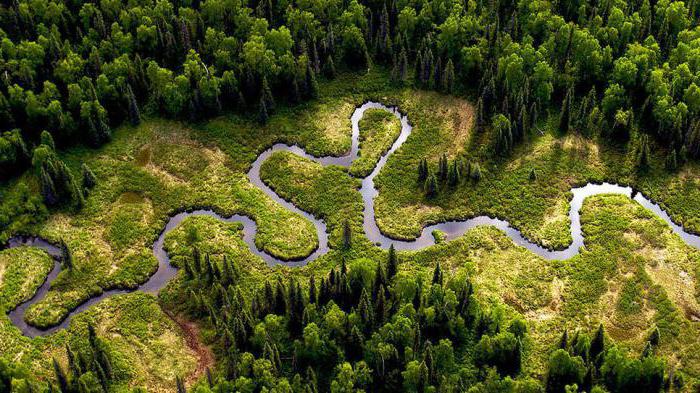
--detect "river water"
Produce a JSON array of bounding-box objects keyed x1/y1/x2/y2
[{"x1": 5, "y1": 102, "x2": 700, "y2": 337}]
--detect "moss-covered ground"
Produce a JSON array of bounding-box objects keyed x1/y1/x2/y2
[{"x1": 1, "y1": 69, "x2": 700, "y2": 388}]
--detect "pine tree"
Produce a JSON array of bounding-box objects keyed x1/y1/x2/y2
[
  {"x1": 418, "y1": 158, "x2": 428, "y2": 183},
  {"x1": 305, "y1": 63, "x2": 319, "y2": 99},
  {"x1": 448, "y1": 160, "x2": 460, "y2": 187},
  {"x1": 424, "y1": 173, "x2": 438, "y2": 198},
  {"x1": 438, "y1": 154, "x2": 448, "y2": 182},
  {"x1": 342, "y1": 219, "x2": 352, "y2": 248},
  {"x1": 41, "y1": 130, "x2": 55, "y2": 150},
  {"x1": 261, "y1": 77, "x2": 275, "y2": 113},
  {"x1": 126, "y1": 83, "x2": 141, "y2": 125},
  {"x1": 638, "y1": 135, "x2": 651, "y2": 170},
  {"x1": 443, "y1": 59, "x2": 455, "y2": 93},
  {"x1": 323, "y1": 55, "x2": 336, "y2": 79},
  {"x1": 60, "y1": 239, "x2": 73, "y2": 270},
  {"x1": 258, "y1": 96, "x2": 269, "y2": 125},
  {"x1": 375, "y1": 286, "x2": 387, "y2": 326},
  {"x1": 40, "y1": 166, "x2": 58, "y2": 206},
  {"x1": 649, "y1": 326, "x2": 661, "y2": 346},
  {"x1": 590, "y1": 324, "x2": 605, "y2": 359},
  {"x1": 666, "y1": 149, "x2": 678, "y2": 171},
  {"x1": 81, "y1": 163, "x2": 97, "y2": 191},
  {"x1": 432, "y1": 262, "x2": 443, "y2": 285},
  {"x1": 559, "y1": 329, "x2": 569, "y2": 349},
  {"x1": 558, "y1": 87, "x2": 572, "y2": 133},
  {"x1": 399, "y1": 48, "x2": 409, "y2": 83},
  {"x1": 309, "y1": 275, "x2": 316, "y2": 304},
  {"x1": 274, "y1": 279, "x2": 287, "y2": 315},
  {"x1": 387, "y1": 245, "x2": 397, "y2": 280}
]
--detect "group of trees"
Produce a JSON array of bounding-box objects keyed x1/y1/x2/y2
[
  {"x1": 31, "y1": 131, "x2": 95, "y2": 208},
  {"x1": 173, "y1": 246, "x2": 536, "y2": 392},
  {"x1": 418, "y1": 155, "x2": 481, "y2": 198},
  {"x1": 167, "y1": 246, "x2": 675, "y2": 393},
  {"x1": 2, "y1": 0, "x2": 699, "y2": 182},
  {"x1": 545, "y1": 325, "x2": 672, "y2": 393},
  {"x1": 52, "y1": 324, "x2": 117, "y2": 393}
]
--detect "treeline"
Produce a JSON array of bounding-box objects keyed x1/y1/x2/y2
[
  {"x1": 166, "y1": 246, "x2": 673, "y2": 393},
  {"x1": 2, "y1": 0, "x2": 700, "y2": 183}
]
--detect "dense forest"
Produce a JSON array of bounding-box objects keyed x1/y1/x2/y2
[
  {"x1": 2, "y1": 0, "x2": 700, "y2": 205},
  {"x1": 1, "y1": 247, "x2": 672, "y2": 392},
  {"x1": 1, "y1": 0, "x2": 700, "y2": 391}
]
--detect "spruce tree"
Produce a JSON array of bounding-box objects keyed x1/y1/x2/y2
[
  {"x1": 590, "y1": 324, "x2": 605, "y2": 359},
  {"x1": 424, "y1": 173, "x2": 438, "y2": 198},
  {"x1": 309, "y1": 275, "x2": 316, "y2": 304},
  {"x1": 81, "y1": 163, "x2": 97, "y2": 191},
  {"x1": 60, "y1": 239, "x2": 73, "y2": 270},
  {"x1": 438, "y1": 154, "x2": 448, "y2": 182},
  {"x1": 558, "y1": 87, "x2": 572, "y2": 133},
  {"x1": 443, "y1": 59, "x2": 455, "y2": 93},
  {"x1": 305, "y1": 63, "x2": 319, "y2": 99},
  {"x1": 448, "y1": 160, "x2": 460, "y2": 187},
  {"x1": 40, "y1": 166, "x2": 58, "y2": 206},
  {"x1": 638, "y1": 135, "x2": 651, "y2": 170},
  {"x1": 387, "y1": 245, "x2": 397, "y2": 280},
  {"x1": 258, "y1": 96, "x2": 269, "y2": 125},
  {"x1": 261, "y1": 77, "x2": 275, "y2": 113},
  {"x1": 323, "y1": 55, "x2": 336, "y2": 79},
  {"x1": 418, "y1": 158, "x2": 428, "y2": 183},
  {"x1": 432, "y1": 262, "x2": 443, "y2": 285},
  {"x1": 126, "y1": 83, "x2": 141, "y2": 125}
]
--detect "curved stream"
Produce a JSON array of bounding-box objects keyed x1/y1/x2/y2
[{"x1": 4, "y1": 102, "x2": 700, "y2": 337}]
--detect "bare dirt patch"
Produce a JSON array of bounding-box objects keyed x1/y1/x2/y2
[{"x1": 166, "y1": 311, "x2": 215, "y2": 385}]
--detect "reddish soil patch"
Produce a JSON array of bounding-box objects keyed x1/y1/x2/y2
[{"x1": 166, "y1": 311, "x2": 215, "y2": 384}]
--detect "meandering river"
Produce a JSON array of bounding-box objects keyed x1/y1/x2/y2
[{"x1": 5, "y1": 102, "x2": 700, "y2": 337}]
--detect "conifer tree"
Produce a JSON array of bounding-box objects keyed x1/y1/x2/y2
[
  {"x1": 305, "y1": 63, "x2": 319, "y2": 99},
  {"x1": 559, "y1": 329, "x2": 568, "y2": 349},
  {"x1": 558, "y1": 87, "x2": 573, "y2": 133},
  {"x1": 438, "y1": 154, "x2": 448, "y2": 182},
  {"x1": 60, "y1": 239, "x2": 73, "y2": 270},
  {"x1": 309, "y1": 275, "x2": 316, "y2": 304},
  {"x1": 261, "y1": 77, "x2": 275, "y2": 113},
  {"x1": 375, "y1": 286, "x2": 387, "y2": 326},
  {"x1": 81, "y1": 163, "x2": 97, "y2": 191},
  {"x1": 432, "y1": 262, "x2": 443, "y2": 285},
  {"x1": 323, "y1": 55, "x2": 336, "y2": 79},
  {"x1": 424, "y1": 173, "x2": 438, "y2": 198},
  {"x1": 418, "y1": 158, "x2": 428, "y2": 183},
  {"x1": 387, "y1": 245, "x2": 397, "y2": 280},
  {"x1": 443, "y1": 59, "x2": 455, "y2": 93},
  {"x1": 448, "y1": 160, "x2": 460, "y2": 187},
  {"x1": 638, "y1": 134, "x2": 651, "y2": 170},
  {"x1": 126, "y1": 83, "x2": 140, "y2": 125},
  {"x1": 258, "y1": 96, "x2": 269, "y2": 125},
  {"x1": 590, "y1": 324, "x2": 605, "y2": 359}
]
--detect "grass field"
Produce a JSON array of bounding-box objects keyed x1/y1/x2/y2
[{"x1": 1, "y1": 69, "x2": 700, "y2": 389}]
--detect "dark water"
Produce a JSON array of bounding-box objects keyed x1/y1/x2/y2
[{"x1": 5, "y1": 102, "x2": 700, "y2": 337}]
